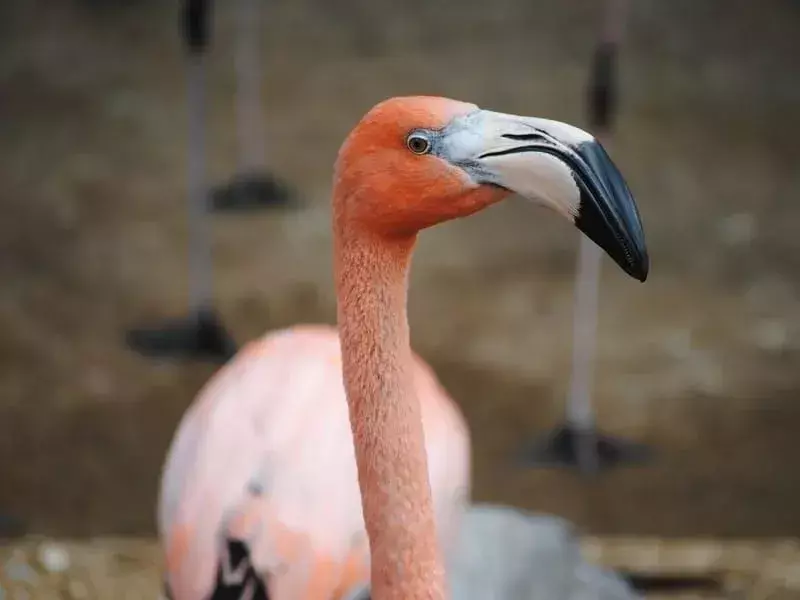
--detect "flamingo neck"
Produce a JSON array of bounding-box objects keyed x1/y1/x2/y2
[{"x1": 334, "y1": 225, "x2": 447, "y2": 600}]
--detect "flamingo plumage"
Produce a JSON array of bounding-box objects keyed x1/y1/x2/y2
[{"x1": 159, "y1": 96, "x2": 647, "y2": 600}]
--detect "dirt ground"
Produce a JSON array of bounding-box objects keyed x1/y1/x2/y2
[
  {"x1": 1, "y1": 0, "x2": 800, "y2": 556},
  {"x1": 4, "y1": 536, "x2": 800, "y2": 600}
]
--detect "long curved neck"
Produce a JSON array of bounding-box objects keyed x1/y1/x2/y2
[{"x1": 334, "y1": 222, "x2": 447, "y2": 600}]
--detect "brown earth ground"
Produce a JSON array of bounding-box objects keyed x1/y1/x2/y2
[
  {"x1": 1, "y1": 0, "x2": 800, "y2": 592},
  {"x1": 3, "y1": 536, "x2": 800, "y2": 599}
]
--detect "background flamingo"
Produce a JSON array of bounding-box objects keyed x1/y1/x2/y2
[{"x1": 159, "y1": 95, "x2": 647, "y2": 599}]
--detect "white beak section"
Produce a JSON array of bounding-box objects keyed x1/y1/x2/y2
[
  {"x1": 482, "y1": 150, "x2": 581, "y2": 220},
  {"x1": 440, "y1": 110, "x2": 594, "y2": 221}
]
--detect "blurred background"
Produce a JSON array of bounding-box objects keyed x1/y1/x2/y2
[{"x1": 1, "y1": 0, "x2": 799, "y2": 597}]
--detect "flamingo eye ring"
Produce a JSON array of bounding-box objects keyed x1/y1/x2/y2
[{"x1": 406, "y1": 132, "x2": 432, "y2": 155}]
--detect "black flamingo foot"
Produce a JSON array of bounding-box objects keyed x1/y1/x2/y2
[
  {"x1": 125, "y1": 307, "x2": 237, "y2": 363},
  {"x1": 517, "y1": 422, "x2": 653, "y2": 475},
  {"x1": 211, "y1": 171, "x2": 296, "y2": 213}
]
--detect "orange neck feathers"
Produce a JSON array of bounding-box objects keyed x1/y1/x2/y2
[{"x1": 333, "y1": 220, "x2": 446, "y2": 600}]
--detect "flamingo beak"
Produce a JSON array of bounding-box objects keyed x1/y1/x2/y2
[{"x1": 441, "y1": 110, "x2": 649, "y2": 282}]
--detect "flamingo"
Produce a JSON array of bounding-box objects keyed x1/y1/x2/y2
[{"x1": 159, "y1": 96, "x2": 647, "y2": 600}]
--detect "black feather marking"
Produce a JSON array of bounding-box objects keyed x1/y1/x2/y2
[{"x1": 207, "y1": 538, "x2": 271, "y2": 600}]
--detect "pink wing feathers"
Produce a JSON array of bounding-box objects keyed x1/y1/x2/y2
[{"x1": 158, "y1": 325, "x2": 470, "y2": 600}]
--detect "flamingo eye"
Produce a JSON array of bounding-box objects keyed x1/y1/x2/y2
[{"x1": 406, "y1": 133, "x2": 431, "y2": 155}]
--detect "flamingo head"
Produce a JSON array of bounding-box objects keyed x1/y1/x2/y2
[{"x1": 334, "y1": 96, "x2": 648, "y2": 281}]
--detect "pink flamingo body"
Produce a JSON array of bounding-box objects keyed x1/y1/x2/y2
[{"x1": 159, "y1": 325, "x2": 469, "y2": 599}]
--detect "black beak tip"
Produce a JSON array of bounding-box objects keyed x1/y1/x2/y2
[
  {"x1": 573, "y1": 201, "x2": 649, "y2": 283},
  {"x1": 629, "y1": 252, "x2": 649, "y2": 282},
  {"x1": 629, "y1": 227, "x2": 650, "y2": 282},
  {"x1": 611, "y1": 244, "x2": 648, "y2": 282},
  {"x1": 617, "y1": 234, "x2": 648, "y2": 282},
  {"x1": 571, "y1": 140, "x2": 649, "y2": 283}
]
